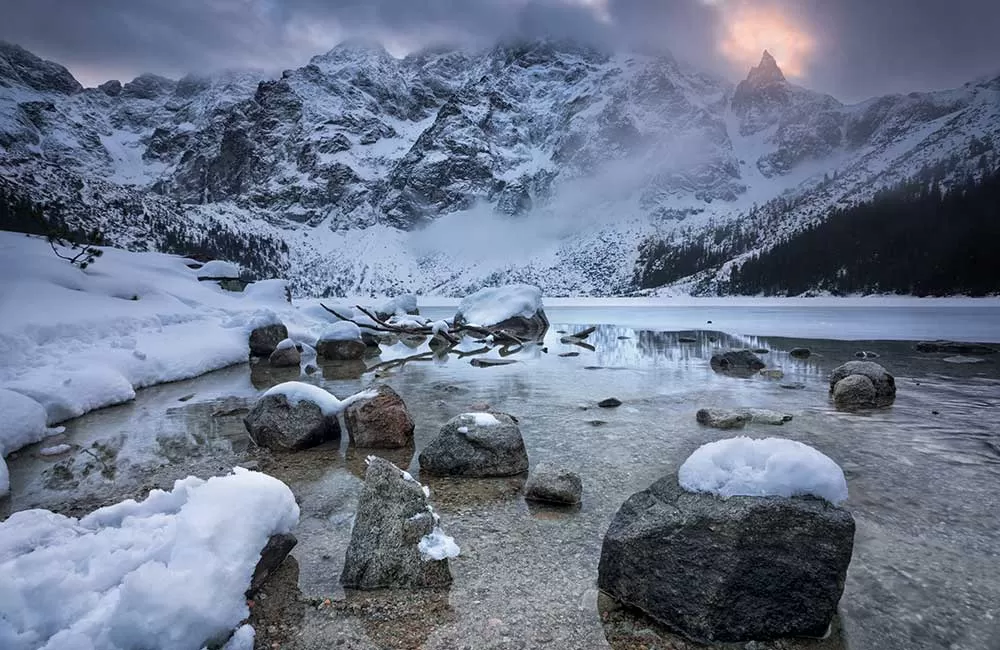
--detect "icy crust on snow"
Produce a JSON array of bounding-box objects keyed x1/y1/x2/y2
[
  {"x1": 678, "y1": 437, "x2": 849, "y2": 505},
  {"x1": 318, "y1": 321, "x2": 362, "y2": 342},
  {"x1": 0, "y1": 469, "x2": 299, "y2": 650},
  {"x1": 262, "y1": 381, "x2": 378, "y2": 416},
  {"x1": 196, "y1": 260, "x2": 241, "y2": 278},
  {"x1": 455, "y1": 285, "x2": 544, "y2": 327}
]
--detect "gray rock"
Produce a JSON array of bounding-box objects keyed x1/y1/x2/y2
[
  {"x1": 789, "y1": 347, "x2": 812, "y2": 359},
  {"x1": 745, "y1": 408, "x2": 794, "y2": 425},
  {"x1": 249, "y1": 323, "x2": 289, "y2": 357},
  {"x1": 678, "y1": 336, "x2": 698, "y2": 343},
  {"x1": 316, "y1": 338, "x2": 366, "y2": 361},
  {"x1": 710, "y1": 350, "x2": 766, "y2": 377},
  {"x1": 525, "y1": 465, "x2": 582, "y2": 504},
  {"x1": 343, "y1": 384, "x2": 415, "y2": 448},
  {"x1": 829, "y1": 361, "x2": 895, "y2": 406},
  {"x1": 598, "y1": 397, "x2": 623, "y2": 408},
  {"x1": 268, "y1": 343, "x2": 301, "y2": 368},
  {"x1": 916, "y1": 340, "x2": 996, "y2": 354},
  {"x1": 832, "y1": 375, "x2": 877, "y2": 410},
  {"x1": 418, "y1": 412, "x2": 528, "y2": 477},
  {"x1": 759, "y1": 369, "x2": 785, "y2": 379},
  {"x1": 780, "y1": 382, "x2": 806, "y2": 390},
  {"x1": 340, "y1": 457, "x2": 453, "y2": 589},
  {"x1": 696, "y1": 408, "x2": 749, "y2": 430},
  {"x1": 598, "y1": 477, "x2": 855, "y2": 643},
  {"x1": 247, "y1": 533, "x2": 297, "y2": 597},
  {"x1": 244, "y1": 392, "x2": 340, "y2": 450}
]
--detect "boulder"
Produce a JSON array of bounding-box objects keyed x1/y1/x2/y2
[
  {"x1": 598, "y1": 477, "x2": 855, "y2": 643},
  {"x1": 343, "y1": 385, "x2": 415, "y2": 448},
  {"x1": 340, "y1": 457, "x2": 455, "y2": 589},
  {"x1": 268, "y1": 340, "x2": 301, "y2": 368},
  {"x1": 789, "y1": 347, "x2": 811, "y2": 359},
  {"x1": 696, "y1": 408, "x2": 749, "y2": 430},
  {"x1": 916, "y1": 340, "x2": 996, "y2": 354},
  {"x1": 524, "y1": 465, "x2": 582, "y2": 505},
  {"x1": 828, "y1": 361, "x2": 895, "y2": 406},
  {"x1": 418, "y1": 412, "x2": 529, "y2": 477},
  {"x1": 598, "y1": 397, "x2": 622, "y2": 408},
  {"x1": 453, "y1": 285, "x2": 549, "y2": 339},
  {"x1": 316, "y1": 338, "x2": 366, "y2": 361},
  {"x1": 249, "y1": 323, "x2": 289, "y2": 357},
  {"x1": 710, "y1": 350, "x2": 766, "y2": 377},
  {"x1": 744, "y1": 408, "x2": 794, "y2": 425},
  {"x1": 832, "y1": 375, "x2": 877, "y2": 410},
  {"x1": 244, "y1": 392, "x2": 340, "y2": 450}
]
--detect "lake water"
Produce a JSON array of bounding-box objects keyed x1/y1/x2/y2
[{"x1": 3, "y1": 305, "x2": 1000, "y2": 649}]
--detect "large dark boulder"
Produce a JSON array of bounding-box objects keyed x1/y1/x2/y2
[
  {"x1": 710, "y1": 350, "x2": 766, "y2": 377},
  {"x1": 598, "y1": 478, "x2": 855, "y2": 643},
  {"x1": 418, "y1": 412, "x2": 529, "y2": 477},
  {"x1": 340, "y1": 457, "x2": 455, "y2": 589},
  {"x1": 828, "y1": 361, "x2": 895, "y2": 407},
  {"x1": 832, "y1": 374, "x2": 877, "y2": 410},
  {"x1": 249, "y1": 323, "x2": 289, "y2": 357},
  {"x1": 316, "y1": 339, "x2": 366, "y2": 361},
  {"x1": 244, "y1": 392, "x2": 340, "y2": 450},
  {"x1": 343, "y1": 384, "x2": 415, "y2": 448}
]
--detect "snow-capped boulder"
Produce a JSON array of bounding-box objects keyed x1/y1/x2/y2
[
  {"x1": 453, "y1": 285, "x2": 549, "y2": 339},
  {"x1": 709, "y1": 350, "x2": 766, "y2": 377},
  {"x1": 0, "y1": 469, "x2": 299, "y2": 650},
  {"x1": 343, "y1": 385, "x2": 415, "y2": 449},
  {"x1": 316, "y1": 322, "x2": 366, "y2": 361},
  {"x1": 599, "y1": 438, "x2": 854, "y2": 643},
  {"x1": 244, "y1": 382, "x2": 348, "y2": 450},
  {"x1": 340, "y1": 457, "x2": 456, "y2": 589},
  {"x1": 375, "y1": 294, "x2": 419, "y2": 321},
  {"x1": 267, "y1": 339, "x2": 301, "y2": 368},
  {"x1": 832, "y1": 374, "x2": 877, "y2": 410},
  {"x1": 696, "y1": 408, "x2": 749, "y2": 430},
  {"x1": 524, "y1": 464, "x2": 582, "y2": 505},
  {"x1": 419, "y1": 412, "x2": 529, "y2": 477},
  {"x1": 829, "y1": 361, "x2": 896, "y2": 407}
]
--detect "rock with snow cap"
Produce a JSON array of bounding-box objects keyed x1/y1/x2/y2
[
  {"x1": 419, "y1": 412, "x2": 529, "y2": 477},
  {"x1": 343, "y1": 384, "x2": 415, "y2": 448}
]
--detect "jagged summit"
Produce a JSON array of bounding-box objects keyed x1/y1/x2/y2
[
  {"x1": 0, "y1": 41, "x2": 81, "y2": 94},
  {"x1": 745, "y1": 50, "x2": 786, "y2": 86}
]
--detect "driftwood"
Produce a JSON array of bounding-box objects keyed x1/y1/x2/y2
[{"x1": 320, "y1": 303, "x2": 526, "y2": 345}]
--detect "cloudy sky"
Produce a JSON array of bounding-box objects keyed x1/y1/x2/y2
[{"x1": 2, "y1": 0, "x2": 998, "y2": 101}]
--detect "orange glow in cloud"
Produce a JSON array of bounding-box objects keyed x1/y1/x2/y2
[{"x1": 716, "y1": 2, "x2": 816, "y2": 78}]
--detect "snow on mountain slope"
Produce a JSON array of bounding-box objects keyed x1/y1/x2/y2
[{"x1": 1, "y1": 40, "x2": 997, "y2": 297}]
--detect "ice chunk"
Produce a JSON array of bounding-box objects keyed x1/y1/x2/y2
[
  {"x1": 455, "y1": 285, "x2": 543, "y2": 327},
  {"x1": 678, "y1": 437, "x2": 848, "y2": 505},
  {"x1": 196, "y1": 260, "x2": 241, "y2": 279},
  {"x1": 318, "y1": 321, "x2": 362, "y2": 342},
  {"x1": 468, "y1": 412, "x2": 500, "y2": 427},
  {"x1": 0, "y1": 469, "x2": 298, "y2": 650},
  {"x1": 262, "y1": 381, "x2": 377, "y2": 416},
  {"x1": 418, "y1": 527, "x2": 461, "y2": 561}
]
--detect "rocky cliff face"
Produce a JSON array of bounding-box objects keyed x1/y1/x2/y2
[{"x1": 1, "y1": 41, "x2": 998, "y2": 296}]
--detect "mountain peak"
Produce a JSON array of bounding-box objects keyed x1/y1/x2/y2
[
  {"x1": 0, "y1": 41, "x2": 82, "y2": 94},
  {"x1": 745, "y1": 50, "x2": 786, "y2": 86}
]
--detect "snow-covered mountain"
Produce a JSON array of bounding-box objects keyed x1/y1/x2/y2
[{"x1": 1, "y1": 39, "x2": 998, "y2": 296}]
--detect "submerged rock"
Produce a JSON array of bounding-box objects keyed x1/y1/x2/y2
[
  {"x1": 598, "y1": 477, "x2": 855, "y2": 643},
  {"x1": 759, "y1": 369, "x2": 785, "y2": 380},
  {"x1": 916, "y1": 340, "x2": 996, "y2": 354},
  {"x1": 745, "y1": 408, "x2": 794, "y2": 425},
  {"x1": 696, "y1": 408, "x2": 749, "y2": 430},
  {"x1": 710, "y1": 350, "x2": 766, "y2": 377},
  {"x1": 829, "y1": 361, "x2": 896, "y2": 407},
  {"x1": 942, "y1": 355, "x2": 987, "y2": 364},
  {"x1": 343, "y1": 384, "x2": 414, "y2": 448},
  {"x1": 524, "y1": 465, "x2": 583, "y2": 505},
  {"x1": 832, "y1": 375, "x2": 877, "y2": 410},
  {"x1": 244, "y1": 392, "x2": 340, "y2": 450},
  {"x1": 419, "y1": 412, "x2": 528, "y2": 477},
  {"x1": 249, "y1": 323, "x2": 289, "y2": 357},
  {"x1": 341, "y1": 457, "x2": 455, "y2": 589},
  {"x1": 316, "y1": 338, "x2": 366, "y2": 361},
  {"x1": 789, "y1": 347, "x2": 812, "y2": 359},
  {"x1": 598, "y1": 397, "x2": 623, "y2": 408}
]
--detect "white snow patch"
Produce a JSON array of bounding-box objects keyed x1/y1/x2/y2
[
  {"x1": 221, "y1": 625, "x2": 255, "y2": 650},
  {"x1": 38, "y1": 444, "x2": 72, "y2": 457},
  {"x1": 430, "y1": 320, "x2": 450, "y2": 335},
  {"x1": 274, "y1": 338, "x2": 297, "y2": 351},
  {"x1": 261, "y1": 382, "x2": 377, "y2": 416},
  {"x1": 456, "y1": 426, "x2": 469, "y2": 434},
  {"x1": 455, "y1": 285, "x2": 543, "y2": 328},
  {"x1": 0, "y1": 469, "x2": 298, "y2": 650},
  {"x1": 318, "y1": 321, "x2": 362, "y2": 342},
  {"x1": 243, "y1": 279, "x2": 290, "y2": 304},
  {"x1": 377, "y1": 294, "x2": 418, "y2": 316},
  {"x1": 678, "y1": 437, "x2": 848, "y2": 505},
  {"x1": 468, "y1": 412, "x2": 501, "y2": 427},
  {"x1": 418, "y1": 527, "x2": 461, "y2": 561},
  {"x1": 197, "y1": 260, "x2": 241, "y2": 279}
]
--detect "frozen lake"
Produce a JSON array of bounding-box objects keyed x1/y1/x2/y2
[{"x1": 3, "y1": 303, "x2": 1000, "y2": 649}]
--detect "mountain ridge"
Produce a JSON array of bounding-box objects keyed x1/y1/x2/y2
[{"x1": 1, "y1": 40, "x2": 997, "y2": 296}]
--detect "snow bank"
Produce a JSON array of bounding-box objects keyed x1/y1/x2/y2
[
  {"x1": 319, "y1": 321, "x2": 362, "y2": 342},
  {"x1": 678, "y1": 437, "x2": 848, "y2": 505},
  {"x1": 377, "y1": 294, "x2": 418, "y2": 317},
  {"x1": 0, "y1": 389, "x2": 50, "y2": 497},
  {"x1": 455, "y1": 284, "x2": 543, "y2": 327},
  {"x1": 196, "y1": 260, "x2": 241, "y2": 279},
  {"x1": 0, "y1": 468, "x2": 299, "y2": 650},
  {"x1": 262, "y1": 381, "x2": 377, "y2": 416},
  {"x1": 243, "y1": 279, "x2": 290, "y2": 304}
]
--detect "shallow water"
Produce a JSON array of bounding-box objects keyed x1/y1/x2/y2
[{"x1": 3, "y1": 306, "x2": 1000, "y2": 649}]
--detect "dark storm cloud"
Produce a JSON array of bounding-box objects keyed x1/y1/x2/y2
[{"x1": 0, "y1": 0, "x2": 997, "y2": 100}]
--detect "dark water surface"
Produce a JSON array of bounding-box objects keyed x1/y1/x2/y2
[{"x1": 3, "y1": 307, "x2": 999, "y2": 649}]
